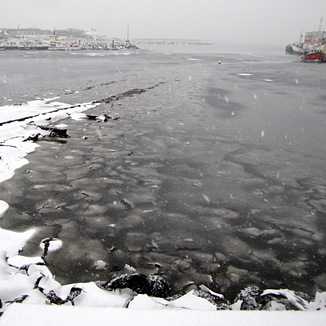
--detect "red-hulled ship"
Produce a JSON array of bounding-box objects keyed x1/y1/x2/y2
[{"x1": 303, "y1": 50, "x2": 325, "y2": 62}]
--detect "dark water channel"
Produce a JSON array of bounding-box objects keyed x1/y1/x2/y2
[{"x1": 0, "y1": 48, "x2": 326, "y2": 299}]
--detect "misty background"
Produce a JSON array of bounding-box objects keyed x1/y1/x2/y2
[{"x1": 1, "y1": 0, "x2": 325, "y2": 46}]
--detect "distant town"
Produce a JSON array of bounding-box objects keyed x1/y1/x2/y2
[
  {"x1": 0, "y1": 27, "x2": 212, "y2": 51},
  {"x1": 0, "y1": 27, "x2": 139, "y2": 50}
]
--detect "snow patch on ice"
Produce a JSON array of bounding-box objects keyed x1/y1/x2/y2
[
  {"x1": 40, "y1": 238, "x2": 63, "y2": 253},
  {"x1": 0, "y1": 200, "x2": 9, "y2": 217},
  {"x1": 95, "y1": 260, "x2": 108, "y2": 271}
]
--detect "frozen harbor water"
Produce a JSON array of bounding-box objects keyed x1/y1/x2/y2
[{"x1": 0, "y1": 45, "x2": 326, "y2": 300}]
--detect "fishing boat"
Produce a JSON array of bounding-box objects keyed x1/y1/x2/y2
[
  {"x1": 302, "y1": 19, "x2": 326, "y2": 62},
  {"x1": 288, "y1": 19, "x2": 326, "y2": 62},
  {"x1": 286, "y1": 32, "x2": 304, "y2": 55},
  {"x1": 302, "y1": 50, "x2": 325, "y2": 62}
]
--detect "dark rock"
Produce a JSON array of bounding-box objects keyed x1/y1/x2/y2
[
  {"x1": 235, "y1": 286, "x2": 263, "y2": 310},
  {"x1": 38, "y1": 125, "x2": 70, "y2": 138},
  {"x1": 24, "y1": 124, "x2": 70, "y2": 142},
  {"x1": 41, "y1": 237, "x2": 53, "y2": 258},
  {"x1": 120, "y1": 198, "x2": 133, "y2": 209},
  {"x1": 103, "y1": 114, "x2": 111, "y2": 122},
  {"x1": 86, "y1": 114, "x2": 98, "y2": 120},
  {"x1": 34, "y1": 276, "x2": 43, "y2": 290},
  {"x1": 39, "y1": 284, "x2": 83, "y2": 306},
  {"x1": 146, "y1": 274, "x2": 171, "y2": 298},
  {"x1": 48, "y1": 127, "x2": 70, "y2": 138},
  {"x1": 23, "y1": 133, "x2": 42, "y2": 142},
  {"x1": 106, "y1": 274, "x2": 149, "y2": 294},
  {"x1": 233, "y1": 286, "x2": 313, "y2": 310},
  {"x1": 66, "y1": 287, "x2": 83, "y2": 306},
  {"x1": 45, "y1": 290, "x2": 67, "y2": 305},
  {"x1": 195, "y1": 286, "x2": 229, "y2": 310},
  {"x1": 260, "y1": 291, "x2": 312, "y2": 310},
  {"x1": 5, "y1": 294, "x2": 28, "y2": 304},
  {"x1": 103, "y1": 273, "x2": 171, "y2": 298},
  {"x1": 40, "y1": 136, "x2": 68, "y2": 143}
]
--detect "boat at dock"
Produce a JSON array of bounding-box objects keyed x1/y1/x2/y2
[
  {"x1": 302, "y1": 49, "x2": 325, "y2": 62},
  {"x1": 286, "y1": 32, "x2": 304, "y2": 55},
  {"x1": 287, "y1": 19, "x2": 326, "y2": 62}
]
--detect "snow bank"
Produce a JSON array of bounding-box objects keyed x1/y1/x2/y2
[
  {"x1": 0, "y1": 246, "x2": 325, "y2": 316},
  {"x1": 1, "y1": 304, "x2": 325, "y2": 326}
]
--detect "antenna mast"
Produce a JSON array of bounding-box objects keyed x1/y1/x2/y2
[
  {"x1": 126, "y1": 23, "x2": 130, "y2": 42},
  {"x1": 318, "y1": 18, "x2": 323, "y2": 43}
]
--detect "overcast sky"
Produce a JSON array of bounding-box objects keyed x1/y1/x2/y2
[{"x1": 1, "y1": 0, "x2": 325, "y2": 45}]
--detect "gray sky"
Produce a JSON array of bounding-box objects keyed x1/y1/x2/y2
[{"x1": 1, "y1": 0, "x2": 325, "y2": 45}]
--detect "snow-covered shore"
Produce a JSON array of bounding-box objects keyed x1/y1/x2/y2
[
  {"x1": 1, "y1": 305, "x2": 326, "y2": 326},
  {"x1": 1, "y1": 98, "x2": 326, "y2": 323}
]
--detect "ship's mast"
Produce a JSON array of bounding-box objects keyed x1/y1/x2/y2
[
  {"x1": 299, "y1": 30, "x2": 303, "y2": 45},
  {"x1": 126, "y1": 23, "x2": 130, "y2": 42},
  {"x1": 318, "y1": 18, "x2": 323, "y2": 44}
]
